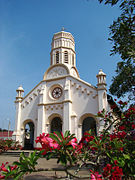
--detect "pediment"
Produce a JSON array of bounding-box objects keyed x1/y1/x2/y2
[{"x1": 43, "y1": 64, "x2": 69, "y2": 80}]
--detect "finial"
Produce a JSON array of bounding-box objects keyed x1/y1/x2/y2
[
  {"x1": 61, "y1": 27, "x2": 65, "y2": 31},
  {"x1": 98, "y1": 69, "x2": 106, "y2": 76}
]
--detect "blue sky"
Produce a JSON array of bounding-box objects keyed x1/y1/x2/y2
[{"x1": 0, "y1": 0, "x2": 121, "y2": 130}]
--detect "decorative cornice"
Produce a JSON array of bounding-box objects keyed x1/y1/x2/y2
[
  {"x1": 22, "y1": 81, "x2": 42, "y2": 101},
  {"x1": 50, "y1": 46, "x2": 76, "y2": 54},
  {"x1": 38, "y1": 100, "x2": 72, "y2": 106},
  {"x1": 14, "y1": 100, "x2": 22, "y2": 103},
  {"x1": 42, "y1": 74, "x2": 97, "y2": 90},
  {"x1": 97, "y1": 87, "x2": 107, "y2": 91}
]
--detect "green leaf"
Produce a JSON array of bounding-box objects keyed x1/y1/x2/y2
[
  {"x1": 13, "y1": 161, "x2": 22, "y2": 167},
  {"x1": 30, "y1": 150, "x2": 37, "y2": 160},
  {"x1": 14, "y1": 172, "x2": 25, "y2": 180},
  {"x1": 67, "y1": 145, "x2": 73, "y2": 150},
  {"x1": 54, "y1": 131, "x2": 62, "y2": 141},
  {"x1": 123, "y1": 154, "x2": 130, "y2": 160},
  {"x1": 46, "y1": 151, "x2": 54, "y2": 160},
  {"x1": 49, "y1": 133, "x2": 61, "y2": 144},
  {"x1": 64, "y1": 130, "x2": 70, "y2": 138},
  {"x1": 59, "y1": 154, "x2": 67, "y2": 166}
]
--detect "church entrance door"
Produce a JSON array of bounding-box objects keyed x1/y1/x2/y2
[
  {"x1": 51, "y1": 117, "x2": 62, "y2": 133},
  {"x1": 24, "y1": 122, "x2": 34, "y2": 150},
  {"x1": 82, "y1": 117, "x2": 96, "y2": 135}
]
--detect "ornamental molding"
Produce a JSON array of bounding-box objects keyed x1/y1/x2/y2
[
  {"x1": 45, "y1": 104, "x2": 63, "y2": 111},
  {"x1": 44, "y1": 64, "x2": 70, "y2": 80},
  {"x1": 21, "y1": 87, "x2": 42, "y2": 109},
  {"x1": 47, "y1": 66, "x2": 67, "y2": 79},
  {"x1": 38, "y1": 100, "x2": 72, "y2": 106}
]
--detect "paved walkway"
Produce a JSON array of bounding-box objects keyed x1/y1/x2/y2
[{"x1": 0, "y1": 152, "x2": 90, "y2": 179}]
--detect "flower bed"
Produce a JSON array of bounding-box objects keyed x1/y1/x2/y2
[{"x1": 0, "y1": 139, "x2": 22, "y2": 154}]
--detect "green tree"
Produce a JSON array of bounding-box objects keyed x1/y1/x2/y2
[{"x1": 99, "y1": 0, "x2": 135, "y2": 102}]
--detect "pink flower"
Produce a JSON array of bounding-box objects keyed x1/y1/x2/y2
[
  {"x1": 119, "y1": 147, "x2": 123, "y2": 151},
  {"x1": 49, "y1": 139, "x2": 59, "y2": 149},
  {"x1": 110, "y1": 133, "x2": 117, "y2": 141},
  {"x1": 132, "y1": 124, "x2": 135, "y2": 129},
  {"x1": 10, "y1": 165, "x2": 17, "y2": 171},
  {"x1": 35, "y1": 133, "x2": 55, "y2": 154},
  {"x1": 68, "y1": 138, "x2": 77, "y2": 149},
  {"x1": 0, "y1": 162, "x2": 8, "y2": 172},
  {"x1": 90, "y1": 170, "x2": 102, "y2": 180},
  {"x1": 117, "y1": 131, "x2": 126, "y2": 139},
  {"x1": 119, "y1": 125, "x2": 125, "y2": 131},
  {"x1": 103, "y1": 164, "x2": 112, "y2": 177},
  {"x1": 76, "y1": 143, "x2": 83, "y2": 154},
  {"x1": 111, "y1": 166, "x2": 123, "y2": 180},
  {"x1": 114, "y1": 160, "x2": 118, "y2": 165},
  {"x1": 0, "y1": 174, "x2": 5, "y2": 179}
]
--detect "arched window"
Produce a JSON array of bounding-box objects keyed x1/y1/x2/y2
[
  {"x1": 56, "y1": 51, "x2": 59, "y2": 64},
  {"x1": 64, "y1": 51, "x2": 68, "y2": 63},
  {"x1": 72, "y1": 54, "x2": 74, "y2": 66},
  {"x1": 51, "y1": 117, "x2": 62, "y2": 133},
  {"x1": 82, "y1": 117, "x2": 96, "y2": 135},
  {"x1": 24, "y1": 122, "x2": 34, "y2": 150}
]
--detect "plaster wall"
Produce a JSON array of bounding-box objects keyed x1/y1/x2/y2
[
  {"x1": 21, "y1": 95, "x2": 39, "y2": 122},
  {"x1": 70, "y1": 78, "x2": 98, "y2": 118}
]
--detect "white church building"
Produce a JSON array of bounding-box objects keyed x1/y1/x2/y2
[{"x1": 13, "y1": 30, "x2": 110, "y2": 149}]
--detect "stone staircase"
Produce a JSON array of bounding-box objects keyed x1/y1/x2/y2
[{"x1": 0, "y1": 150, "x2": 36, "y2": 157}]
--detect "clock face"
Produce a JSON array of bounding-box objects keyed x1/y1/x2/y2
[{"x1": 52, "y1": 87, "x2": 62, "y2": 99}]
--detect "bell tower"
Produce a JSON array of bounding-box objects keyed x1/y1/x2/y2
[{"x1": 50, "y1": 29, "x2": 76, "y2": 67}]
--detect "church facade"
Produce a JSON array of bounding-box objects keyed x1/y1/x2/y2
[{"x1": 13, "y1": 30, "x2": 109, "y2": 149}]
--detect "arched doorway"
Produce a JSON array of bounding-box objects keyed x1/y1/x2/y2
[
  {"x1": 24, "y1": 122, "x2": 34, "y2": 150},
  {"x1": 51, "y1": 117, "x2": 62, "y2": 133},
  {"x1": 82, "y1": 117, "x2": 97, "y2": 135}
]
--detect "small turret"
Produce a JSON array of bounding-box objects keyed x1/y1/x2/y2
[
  {"x1": 16, "y1": 85, "x2": 24, "y2": 101},
  {"x1": 96, "y1": 69, "x2": 107, "y2": 133},
  {"x1": 96, "y1": 69, "x2": 106, "y2": 89},
  {"x1": 96, "y1": 69, "x2": 107, "y2": 111}
]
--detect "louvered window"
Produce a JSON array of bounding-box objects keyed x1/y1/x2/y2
[
  {"x1": 56, "y1": 51, "x2": 59, "y2": 64},
  {"x1": 72, "y1": 54, "x2": 74, "y2": 66},
  {"x1": 64, "y1": 51, "x2": 68, "y2": 63}
]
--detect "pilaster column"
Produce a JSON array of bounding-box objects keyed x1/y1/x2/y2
[
  {"x1": 12, "y1": 102, "x2": 22, "y2": 142},
  {"x1": 37, "y1": 85, "x2": 46, "y2": 137},
  {"x1": 63, "y1": 79, "x2": 72, "y2": 133},
  {"x1": 78, "y1": 124, "x2": 82, "y2": 141},
  {"x1": 63, "y1": 102, "x2": 72, "y2": 133},
  {"x1": 71, "y1": 113, "x2": 77, "y2": 136}
]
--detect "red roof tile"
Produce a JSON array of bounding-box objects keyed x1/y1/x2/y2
[{"x1": 0, "y1": 131, "x2": 13, "y2": 137}]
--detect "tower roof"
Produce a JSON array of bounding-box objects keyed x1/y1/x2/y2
[
  {"x1": 16, "y1": 85, "x2": 24, "y2": 92},
  {"x1": 53, "y1": 30, "x2": 74, "y2": 43}
]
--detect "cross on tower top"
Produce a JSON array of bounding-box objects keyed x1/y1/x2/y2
[{"x1": 61, "y1": 27, "x2": 66, "y2": 31}]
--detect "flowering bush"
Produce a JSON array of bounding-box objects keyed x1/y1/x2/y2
[
  {"x1": 0, "y1": 139, "x2": 22, "y2": 154},
  {"x1": 0, "y1": 100, "x2": 135, "y2": 179},
  {"x1": 0, "y1": 151, "x2": 43, "y2": 179},
  {"x1": 0, "y1": 162, "x2": 18, "y2": 179},
  {"x1": 36, "y1": 131, "x2": 78, "y2": 166}
]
